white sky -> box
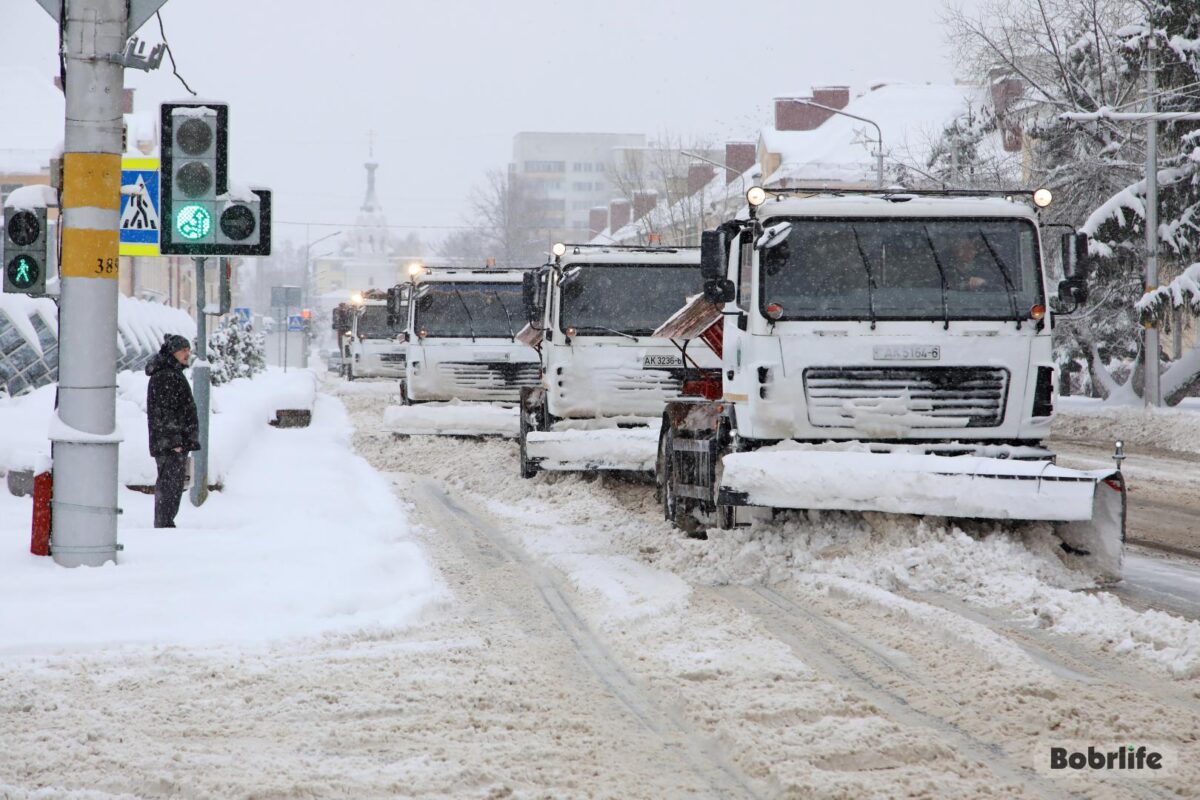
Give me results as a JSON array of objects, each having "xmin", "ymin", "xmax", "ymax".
[{"xmin": 2, "ymin": 0, "xmax": 980, "ymax": 247}]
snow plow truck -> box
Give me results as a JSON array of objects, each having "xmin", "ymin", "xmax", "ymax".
[
  {"xmin": 399, "ymin": 266, "xmax": 539, "ymax": 405},
  {"xmin": 341, "ymin": 290, "xmax": 407, "ymax": 381},
  {"xmin": 517, "ymin": 243, "xmax": 720, "ymax": 477},
  {"xmin": 655, "ymin": 186, "xmax": 1126, "ymax": 580}
]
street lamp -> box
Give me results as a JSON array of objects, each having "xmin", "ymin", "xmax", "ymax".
[
  {"xmin": 304, "ymin": 229, "xmax": 343, "ymax": 306},
  {"xmin": 801, "ymin": 101, "xmax": 886, "ymax": 189}
]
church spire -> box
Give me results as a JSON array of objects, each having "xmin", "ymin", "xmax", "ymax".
[
  {"xmin": 351, "ymin": 132, "xmax": 388, "ymax": 259},
  {"xmin": 361, "ymin": 131, "xmax": 379, "ymax": 213}
]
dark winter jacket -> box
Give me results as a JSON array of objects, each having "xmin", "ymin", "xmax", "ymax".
[{"xmin": 145, "ymin": 345, "xmax": 200, "ymax": 457}]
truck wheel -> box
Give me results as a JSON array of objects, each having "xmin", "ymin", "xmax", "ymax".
[
  {"xmin": 711, "ymin": 425, "xmax": 734, "ymax": 530},
  {"xmin": 518, "ymin": 387, "xmax": 541, "ymax": 479},
  {"xmin": 655, "ymin": 414, "xmax": 670, "ymax": 506},
  {"xmin": 662, "ymin": 426, "xmax": 704, "ymax": 537},
  {"xmin": 346, "ymin": 364, "xmax": 355, "ymax": 382}
]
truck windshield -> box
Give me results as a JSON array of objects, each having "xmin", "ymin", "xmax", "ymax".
[
  {"xmin": 759, "ymin": 218, "xmax": 1044, "ymax": 322},
  {"xmin": 355, "ymin": 306, "xmax": 395, "ymax": 339},
  {"xmin": 559, "ymin": 264, "xmax": 701, "ymax": 335},
  {"xmin": 413, "ymin": 282, "xmax": 522, "ymax": 338}
]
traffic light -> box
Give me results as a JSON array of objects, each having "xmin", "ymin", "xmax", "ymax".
[
  {"xmin": 160, "ymin": 102, "xmax": 227, "ymax": 255},
  {"xmin": 3, "ymin": 206, "xmax": 48, "ymax": 295},
  {"xmin": 160, "ymin": 102, "xmax": 271, "ymax": 256},
  {"xmin": 215, "ymin": 188, "xmax": 271, "ymax": 256}
]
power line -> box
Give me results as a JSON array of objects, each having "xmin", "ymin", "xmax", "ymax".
[{"xmin": 156, "ymin": 12, "xmax": 197, "ymax": 96}]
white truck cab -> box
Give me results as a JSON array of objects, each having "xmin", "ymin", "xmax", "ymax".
[
  {"xmin": 656, "ymin": 187, "xmax": 1124, "ymax": 579},
  {"xmin": 346, "ymin": 292, "xmax": 407, "ymax": 381},
  {"xmin": 518, "ymin": 244, "xmax": 720, "ymax": 476},
  {"xmin": 402, "ymin": 268, "xmax": 539, "ymax": 404}
]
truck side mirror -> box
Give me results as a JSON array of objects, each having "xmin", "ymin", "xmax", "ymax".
[
  {"xmin": 703, "ymin": 278, "xmax": 736, "ymax": 304},
  {"xmin": 522, "ymin": 271, "xmax": 539, "ymax": 323},
  {"xmin": 1061, "ymin": 231, "xmax": 1091, "ymax": 278},
  {"xmin": 1057, "ymin": 277, "xmax": 1088, "ymax": 307},
  {"xmin": 386, "ymin": 285, "xmax": 405, "ymax": 317},
  {"xmin": 700, "ymin": 230, "xmax": 725, "ymax": 281}
]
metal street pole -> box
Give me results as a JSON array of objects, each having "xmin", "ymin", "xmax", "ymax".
[
  {"xmin": 1144, "ymin": 36, "xmax": 1162, "ymax": 407},
  {"xmin": 190, "ymin": 257, "xmax": 211, "ymax": 506},
  {"xmin": 51, "ymin": 0, "xmax": 127, "ymax": 567}
]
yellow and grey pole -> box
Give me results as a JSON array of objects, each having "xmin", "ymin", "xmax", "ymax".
[{"xmin": 51, "ymin": 0, "xmax": 128, "ymax": 567}]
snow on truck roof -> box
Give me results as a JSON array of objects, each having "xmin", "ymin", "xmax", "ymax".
[
  {"xmin": 415, "ymin": 268, "xmax": 531, "ymax": 284},
  {"xmin": 754, "ymin": 193, "xmax": 1041, "ymax": 222},
  {"xmin": 559, "ymin": 247, "xmax": 700, "ymax": 267}
]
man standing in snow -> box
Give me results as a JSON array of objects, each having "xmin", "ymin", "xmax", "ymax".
[{"xmin": 146, "ymin": 334, "xmax": 200, "ymax": 528}]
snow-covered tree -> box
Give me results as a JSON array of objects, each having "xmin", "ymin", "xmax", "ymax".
[
  {"xmin": 208, "ymin": 317, "xmax": 266, "ymax": 386},
  {"xmin": 945, "ymin": 0, "xmax": 1200, "ymax": 403}
]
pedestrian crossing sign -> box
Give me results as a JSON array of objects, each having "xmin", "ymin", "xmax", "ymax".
[{"xmin": 120, "ymin": 158, "xmax": 161, "ymax": 256}]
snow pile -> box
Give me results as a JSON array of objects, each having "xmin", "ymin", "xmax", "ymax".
[
  {"xmin": 528, "ymin": 424, "xmax": 659, "ymax": 471},
  {"xmin": 664, "ymin": 513, "xmax": 1200, "ymax": 679},
  {"xmin": 1, "ymin": 367, "xmax": 317, "ymax": 485},
  {"xmin": 1054, "ymin": 397, "xmax": 1200, "ymax": 456},
  {"xmin": 0, "ymin": 393, "xmax": 442, "ymax": 653},
  {"xmin": 383, "ymin": 400, "xmax": 519, "ymax": 437}
]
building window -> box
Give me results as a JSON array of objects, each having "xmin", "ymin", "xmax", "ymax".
[{"xmin": 525, "ymin": 160, "xmax": 565, "ymax": 173}]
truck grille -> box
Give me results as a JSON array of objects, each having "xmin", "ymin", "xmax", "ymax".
[
  {"xmin": 590, "ymin": 367, "xmax": 684, "ymax": 397},
  {"xmin": 803, "ymin": 367, "xmax": 1009, "ymax": 428},
  {"xmin": 437, "ymin": 361, "xmax": 540, "ymax": 390},
  {"xmin": 378, "ymin": 353, "xmax": 406, "ymax": 364}
]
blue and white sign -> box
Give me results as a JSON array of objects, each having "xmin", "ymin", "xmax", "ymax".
[
  {"xmin": 233, "ymin": 307, "xmax": 252, "ymax": 325},
  {"xmin": 119, "ymin": 157, "xmax": 161, "ymax": 256},
  {"xmin": 287, "ymin": 314, "xmax": 305, "ymax": 332}
]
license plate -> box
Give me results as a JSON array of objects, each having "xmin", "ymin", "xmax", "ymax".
[
  {"xmin": 643, "ymin": 354, "xmax": 683, "ymax": 368},
  {"xmin": 873, "ymin": 344, "xmax": 941, "ymax": 361}
]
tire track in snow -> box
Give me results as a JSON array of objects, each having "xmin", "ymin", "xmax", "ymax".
[
  {"xmin": 897, "ymin": 587, "xmax": 1200, "ymax": 719},
  {"xmin": 713, "ymin": 584, "xmax": 1080, "ymax": 800},
  {"xmin": 406, "ymin": 476, "xmax": 764, "ymax": 800},
  {"xmin": 731, "ymin": 581, "xmax": 1189, "ymax": 800}
]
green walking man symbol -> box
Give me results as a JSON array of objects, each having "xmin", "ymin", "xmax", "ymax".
[{"xmin": 7, "ymin": 255, "xmax": 40, "ymax": 290}]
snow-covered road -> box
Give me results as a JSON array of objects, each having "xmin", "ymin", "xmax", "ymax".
[
  {"xmin": 343, "ymin": 383, "xmax": 1200, "ymax": 798},
  {"xmin": 3, "ymin": 380, "xmax": 1199, "ymax": 799}
]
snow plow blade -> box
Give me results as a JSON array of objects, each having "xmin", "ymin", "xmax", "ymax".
[
  {"xmin": 718, "ymin": 450, "xmax": 1126, "ymax": 578},
  {"xmin": 526, "ymin": 426, "xmax": 660, "ymax": 472},
  {"xmin": 383, "ymin": 403, "xmax": 519, "ymax": 438}
]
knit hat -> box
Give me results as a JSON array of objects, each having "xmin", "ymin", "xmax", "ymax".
[{"xmin": 163, "ymin": 334, "xmax": 191, "ymax": 354}]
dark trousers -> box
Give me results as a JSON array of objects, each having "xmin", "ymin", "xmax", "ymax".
[{"xmin": 154, "ymin": 451, "xmax": 188, "ymax": 528}]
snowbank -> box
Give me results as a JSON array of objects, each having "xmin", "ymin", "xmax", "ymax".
[
  {"xmin": 383, "ymin": 400, "xmax": 519, "ymax": 437},
  {"xmin": 0, "ymin": 392, "xmax": 442, "ymax": 654},
  {"xmin": 1, "ymin": 366, "xmax": 316, "ymax": 485},
  {"xmin": 1054, "ymin": 397, "xmax": 1200, "ymax": 456}
]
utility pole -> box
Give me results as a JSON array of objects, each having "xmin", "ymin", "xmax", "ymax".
[
  {"xmin": 51, "ymin": 0, "xmax": 128, "ymax": 567},
  {"xmin": 190, "ymin": 256, "xmax": 211, "ymax": 506},
  {"xmin": 1144, "ymin": 35, "xmax": 1161, "ymax": 407}
]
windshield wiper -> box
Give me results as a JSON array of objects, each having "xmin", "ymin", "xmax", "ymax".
[
  {"xmin": 575, "ymin": 325, "xmax": 639, "ymax": 341},
  {"xmin": 850, "ymin": 226, "xmax": 879, "ymax": 330},
  {"xmin": 921, "ymin": 225, "xmax": 951, "ymax": 330},
  {"xmin": 976, "ymin": 231, "xmax": 1024, "ymax": 329},
  {"xmin": 493, "ymin": 290, "xmax": 517, "ymax": 341},
  {"xmin": 452, "ymin": 286, "xmax": 477, "ymax": 342}
]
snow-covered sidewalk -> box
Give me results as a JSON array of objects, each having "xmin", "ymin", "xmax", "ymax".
[{"xmin": 0, "ymin": 387, "xmax": 442, "ymax": 654}]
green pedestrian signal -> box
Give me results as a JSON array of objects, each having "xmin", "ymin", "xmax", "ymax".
[
  {"xmin": 6, "ymin": 255, "xmax": 40, "ymax": 289},
  {"xmin": 176, "ymin": 204, "xmax": 212, "ymax": 240},
  {"xmin": 4, "ymin": 204, "xmax": 48, "ymax": 294}
]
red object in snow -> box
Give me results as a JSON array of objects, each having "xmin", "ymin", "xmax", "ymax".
[
  {"xmin": 699, "ymin": 321, "xmax": 723, "ymax": 359},
  {"xmin": 30, "ymin": 471, "xmax": 52, "ymax": 557}
]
